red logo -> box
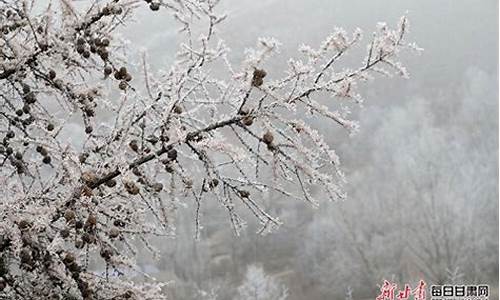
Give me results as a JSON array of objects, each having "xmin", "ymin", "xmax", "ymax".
[{"xmin": 376, "ymin": 280, "xmax": 426, "ymax": 300}]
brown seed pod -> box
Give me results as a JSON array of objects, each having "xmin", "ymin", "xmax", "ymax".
[
  {"xmin": 46, "ymin": 123, "xmax": 55, "ymax": 131},
  {"xmin": 63, "ymin": 252, "xmax": 75, "ymax": 265},
  {"xmin": 262, "ymin": 131, "xmax": 274, "ymax": 145},
  {"xmin": 82, "ymin": 233, "xmax": 95, "ymax": 244},
  {"xmin": 22, "ymin": 84, "xmax": 31, "ymax": 94},
  {"xmin": 85, "ymin": 126, "xmax": 93, "ymax": 134},
  {"xmin": 24, "ymin": 92, "xmax": 36, "ymax": 104},
  {"xmin": 252, "ymin": 77, "xmax": 263, "ymax": 87},
  {"xmin": 64, "ymin": 209, "xmax": 76, "ymax": 222},
  {"xmin": 173, "ymin": 105, "xmax": 183, "ymax": 114},
  {"xmin": 239, "ymin": 190, "xmax": 250, "ymax": 198},
  {"xmin": 105, "ymin": 178, "xmax": 117, "ymax": 187},
  {"xmin": 75, "ymin": 220, "xmax": 84, "ymax": 230},
  {"xmin": 102, "ymin": 7, "xmax": 111, "ymax": 15},
  {"xmin": 79, "ymin": 152, "xmax": 89, "ymax": 164},
  {"xmin": 108, "ymin": 227, "xmax": 120, "ymax": 239},
  {"xmin": 124, "ymin": 181, "xmax": 140, "ymax": 195},
  {"xmin": 86, "ymin": 214, "xmax": 97, "ymax": 227},
  {"xmin": 48, "ymin": 69, "xmax": 56, "ymax": 80},
  {"xmin": 208, "ymin": 178, "xmax": 219, "ymax": 189},
  {"xmin": 241, "ymin": 116, "xmax": 254, "ymax": 126},
  {"xmin": 101, "ymin": 38, "xmax": 110, "ymax": 47},
  {"xmin": 100, "ymin": 247, "xmax": 112, "ymax": 260},
  {"xmin": 81, "ymin": 171, "xmax": 97, "ymax": 186},
  {"xmin": 129, "ymin": 140, "xmax": 139, "ymax": 152},
  {"xmin": 132, "ymin": 167, "xmax": 142, "ymax": 177},
  {"xmin": 75, "ymin": 239, "xmax": 84, "ymax": 249},
  {"xmin": 76, "ymin": 45, "xmax": 85, "ymax": 54},
  {"xmin": 150, "ymin": 2, "xmax": 160, "ymax": 11},
  {"xmin": 118, "ymin": 81, "xmax": 128, "ymax": 90},
  {"xmin": 118, "ymin": 66, "xmax": 127, "ymax": 76},
  {"xmin": 18, "ymin": 219, "xmax": 31, "ymax": 231},
  {"xmin": 99, "ymin": 50, "xmax": 109, "ymax": 60},
  {"xmin": 253, "ymin": 68, "xmax": 267, "ymax": 79},
  {"xmin": 19, "ymin": 248, "xmax": 32, "ymax": 265},
  {"xmin": 152, "ymin": 182, "xmax": 163, "ymax": 192},
  {"xmin": 14, "ymin": 152, "xmax": 22, "ymax": 160},
  {"xmin": 251, "ymin": 68, "xmax": 267, "ymax": 87},
  {"xmin": 42, "ymin": 156, "xmax": 51, "ymax": 164},
  {"xmin": 104, "ymin": 66, "xmax": 113, "ymax": 76},
  {"xmin": 167, "ymin": 148, "xmax": 178, "ymax": 160},
  {"xmin": 60, "ymin": 227, "xmax": 70, "ymax": 238},
  {"xmin": 164, "ymin": 164, "xmax": 174, "ymax": 173}
]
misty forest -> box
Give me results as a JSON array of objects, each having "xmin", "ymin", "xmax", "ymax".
[{"xmin": 0, "ymin": 0, "xmax": 497, "ymax": 299}]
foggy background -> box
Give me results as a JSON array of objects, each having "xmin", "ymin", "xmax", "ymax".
[{"xmin": 121, "ymin": 1, "xmax": 498, "ymax": 299}]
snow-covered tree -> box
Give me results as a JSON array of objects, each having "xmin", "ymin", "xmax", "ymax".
[
  {"xmin": 236, "ymin": 264, "xmax": 287, "ymax": 300},
  {"xmin": 0, "ymin": 0, "xmax": 417, "ymax": 298},
  {"xmin": 296, "ymin": 68, "xmax": 497, "ymax": 298}
]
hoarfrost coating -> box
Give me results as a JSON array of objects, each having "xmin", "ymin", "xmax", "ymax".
[{"xmin": 3, "ymin": 0, "xmax": 493, "ymax": 300}]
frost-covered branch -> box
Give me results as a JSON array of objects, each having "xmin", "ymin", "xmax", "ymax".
[{"xmin": 0, "ymin": 0, "xmax": 418, "ymax": 298}]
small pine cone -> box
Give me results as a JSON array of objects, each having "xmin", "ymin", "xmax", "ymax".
[
  {"xmin": 118, "ymin": 81, "xmax": 127, "ymax": 90},
  {"xmin": 251, "ymin": 68, "xmax": 267, "ymax": 87},
  {"xmin": 262, "ymin": 131, "xmax": 274, "ymax": 145},
  {"xmin": 60, "ymin": 227, "xmax": 70, "ymax": 238},
  {"xmin": 239, "ymin": 190, "xmax": 250, "ymax": 198},
  {"xmin": 48, "ymin": 69, "xmax": 56, "ymax": 80},
  {"xmin": 105, "ymin": 179, "xmax": 117, "ymax": 187},
  {"xmin": 208, "ymin": 178, "xmax": 219, "ymax": 189},
  {"xmin": 19, "ymin": 248, "xmax": 32, "ymax": 265},
  {"xmin": 150, "ymin": 2, "xmax": 160, "ymax": 11},
  {"xmin": 124, "ymin": 181, "xmax": 140, "ymax": 195},
  {"xmin": 173, "ymin": 105, "xmax": 183, "ymax": 114},
  {"xmin": 82, "ymin": 233, "xmax": 95, "ymax": 244},
  {"xmin": 108, "ymin": 227, "xmax": 120, "ymax": 239},
  {"xmin": 104, "ymin": 66, "xmax": 113, "ymax": 76},
  {"xmin": 86, "ymin": 214, "xmax": 97, "ymax": 227},
  {"xmin": 152, "ymin": 182, "xmax": 163, "ymax": 192},
  {"xmin": 129, "ymin": 140, "xmax": 139, "ymax": 152},
  {"xmin": 18, "ymin": 219, "xmax": 31, "ymax": 231},
  {"xmin": 75, "ymin": 220, "xmax": 84, "ymax": 230},
  {"xmin": 100, "ymin": 247, "xmax": 112, "ymax": 261},
  {"xmin": 167, "ymin": 148, "xmax": 178, "ymax": 160},
  {"xmin": 241, "ymin": 116, "xmax": 254, "ymax": 126},
  {"xmin": 81, "ymin": 171, "xmax": 98, "ymax": 186},
  {"xmin": 64, "ymin": 209, "xmax": 76, "ymax": 222},
  {"xmin": 63, "ymin": 252, "xmax": 76, "ymax": 265},
  {"xmin": 85, "ymin": 125, "xmax": 93, "ymax": 134}
]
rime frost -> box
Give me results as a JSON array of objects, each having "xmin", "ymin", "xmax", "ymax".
[{"xmin": 0, "ymin": 1, "xmax": 416, "ymax": 298}]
